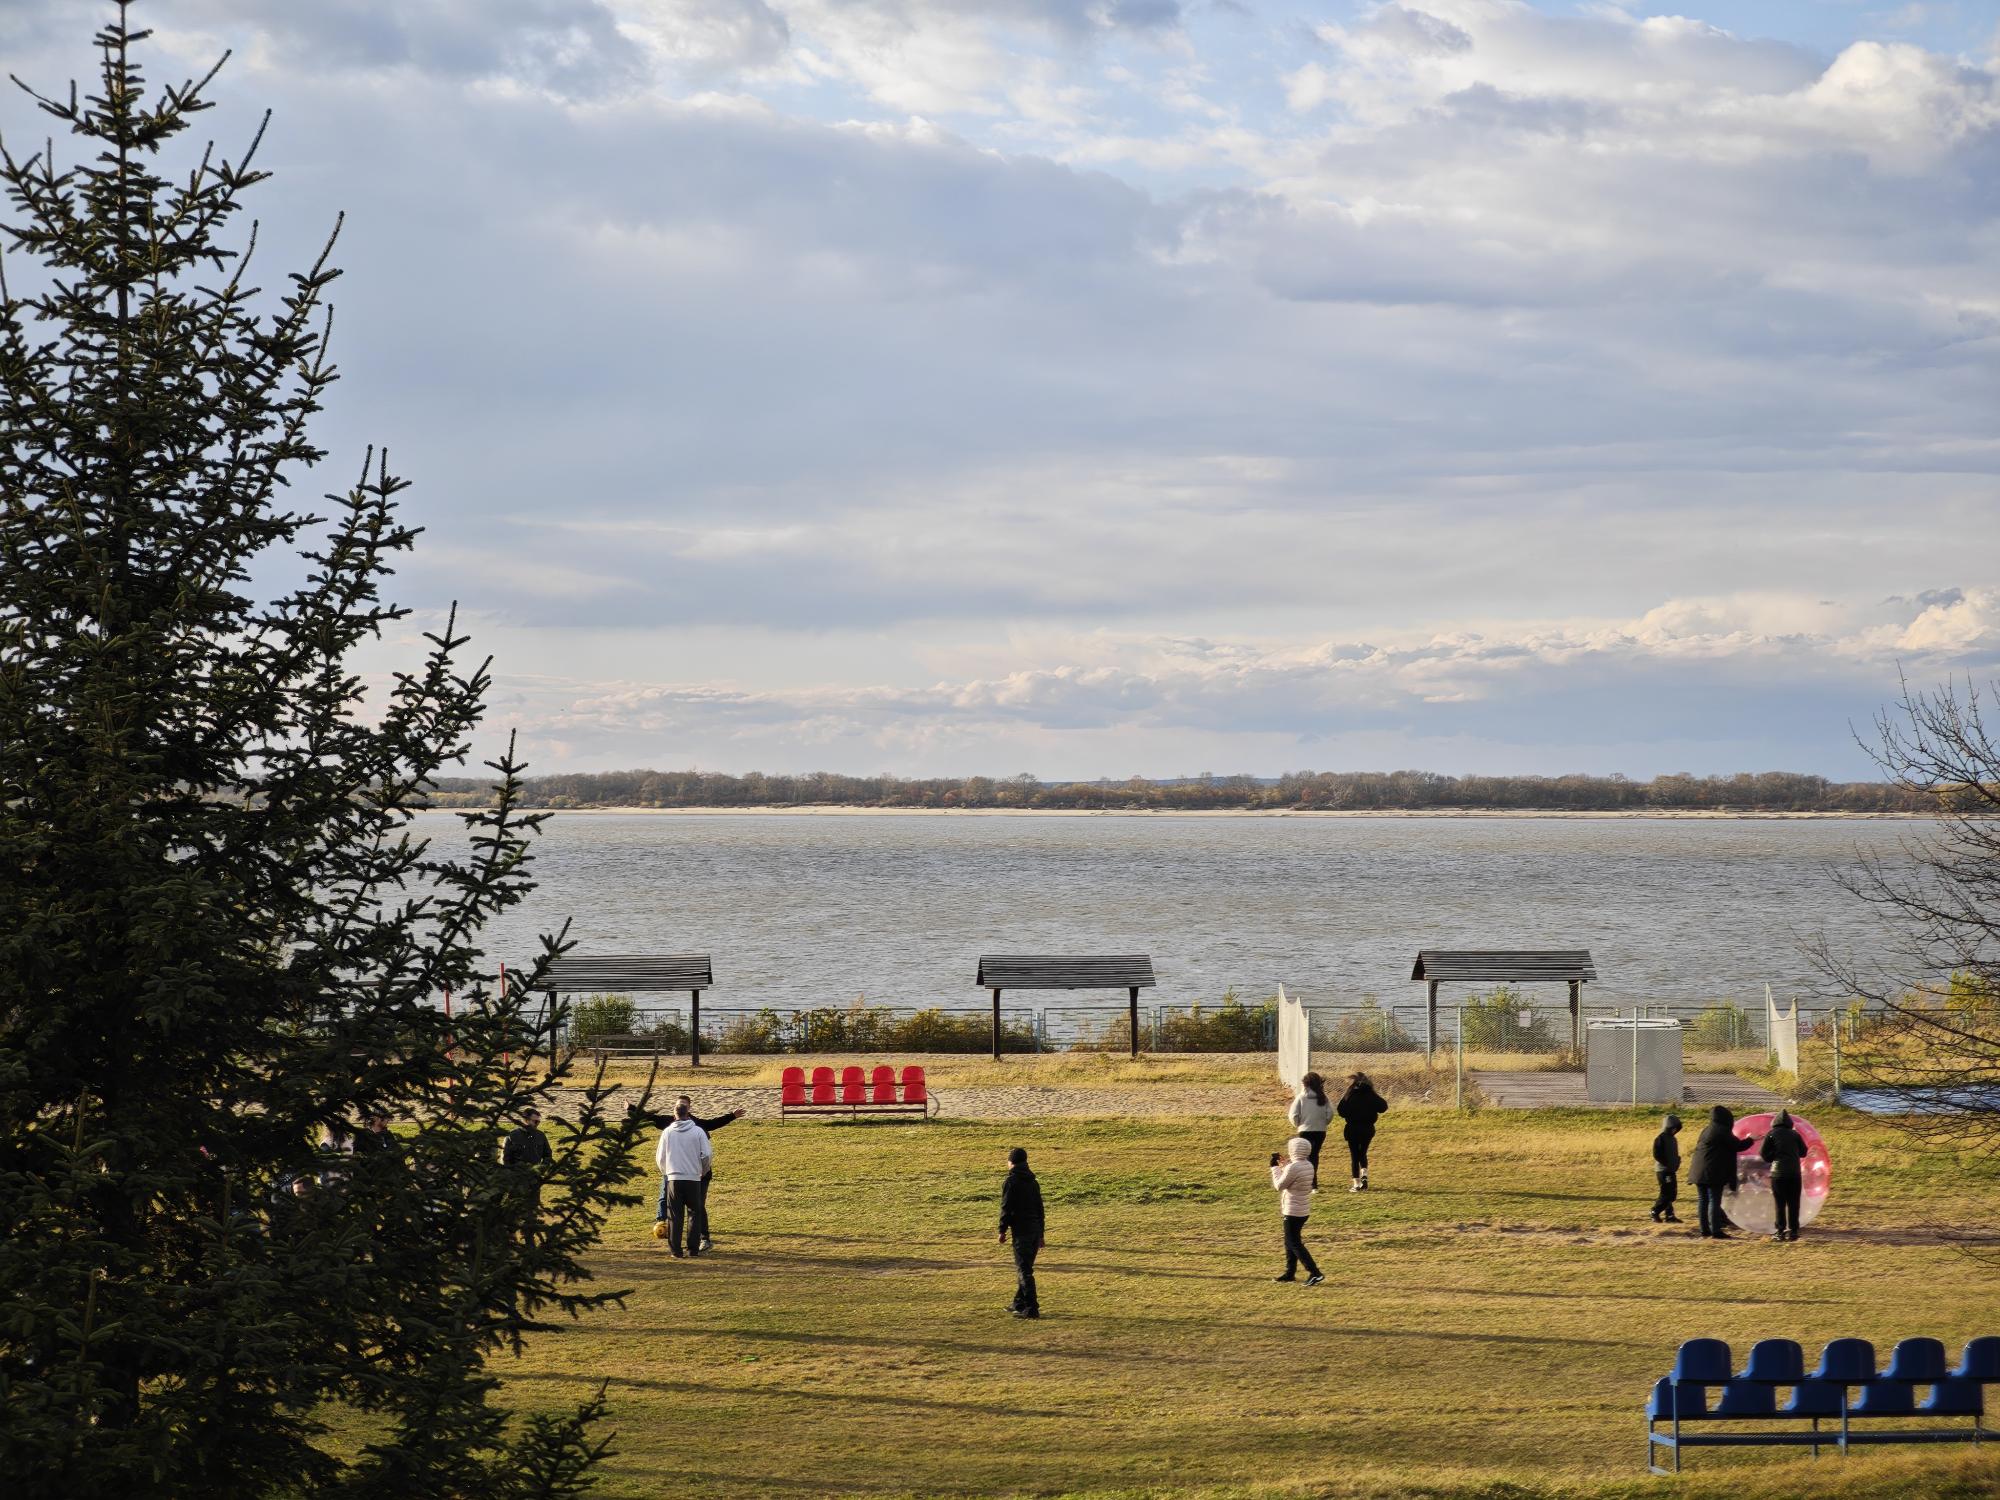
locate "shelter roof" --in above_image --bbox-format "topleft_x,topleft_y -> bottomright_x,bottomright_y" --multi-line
976,955 -> 1156,990
1409,950 -> 1596,984
539,954 -> 713,992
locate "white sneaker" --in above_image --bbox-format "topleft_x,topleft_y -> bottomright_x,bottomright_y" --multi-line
1349,1181 -> 1361,1193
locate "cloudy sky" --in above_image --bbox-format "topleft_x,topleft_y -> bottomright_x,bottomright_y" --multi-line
6,1 -> 1997,779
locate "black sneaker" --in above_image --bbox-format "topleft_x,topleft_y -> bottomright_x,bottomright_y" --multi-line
1272,1274 -> 1297,1283
1305,1273 -> 1325,1287
1012,1309 -> 1039,1319
1663,1213 -> 1682,1223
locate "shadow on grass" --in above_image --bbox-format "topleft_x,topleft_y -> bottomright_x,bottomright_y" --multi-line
514,1368 -> 1072,1419
610,1324 -> 1114,1361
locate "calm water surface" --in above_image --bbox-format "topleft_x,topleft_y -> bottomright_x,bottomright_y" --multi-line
440,813 -> 1923,1010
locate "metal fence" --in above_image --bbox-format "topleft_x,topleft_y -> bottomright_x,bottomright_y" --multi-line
552,994 -> 1877,1056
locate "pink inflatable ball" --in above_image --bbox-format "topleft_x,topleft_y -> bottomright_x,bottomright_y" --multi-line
1720,1112 -> 1830,1235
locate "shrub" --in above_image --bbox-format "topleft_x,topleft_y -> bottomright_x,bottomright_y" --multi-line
1156,991 -> 1276,1052
1314,996 -> 1413,1053
1687,1000 -> 1756,1049
711,1009 -> 791,1054
571,993 -> 637,1044
1459,986 -> 1559,1052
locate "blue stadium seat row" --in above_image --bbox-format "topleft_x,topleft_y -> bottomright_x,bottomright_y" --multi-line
1646,1336 -> 1998,1473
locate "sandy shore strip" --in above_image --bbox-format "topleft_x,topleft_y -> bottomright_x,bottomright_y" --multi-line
551,1081 -> 1282,1121
483,806 -> 1924,820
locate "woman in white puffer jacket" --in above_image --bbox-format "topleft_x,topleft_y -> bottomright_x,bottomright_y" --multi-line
1269,1136 -> 1324,1285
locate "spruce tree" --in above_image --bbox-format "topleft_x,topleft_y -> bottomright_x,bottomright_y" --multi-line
0,8 -> 651,1494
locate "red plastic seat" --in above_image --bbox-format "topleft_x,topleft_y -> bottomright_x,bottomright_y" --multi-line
780,1066 -> 806,1105
840,1065 -> 866,1103
810,1066 -> 835,1104
870,1065 -> 897,1103
901,1065 -> 927,1104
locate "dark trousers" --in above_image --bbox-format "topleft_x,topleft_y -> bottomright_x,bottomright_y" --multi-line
1773,1176 -> 1802,1238
1696,1183 -> 1727,1236
1345,1132 -> 1372,1177
1011,1235 -> 1040,1313
1652,1168 -> 1678,1217
1299,1130 -> 1326,1184
665,1179 -> 707,1255
696,1172 -> 713,1243
1282,1215 -> 1320,1279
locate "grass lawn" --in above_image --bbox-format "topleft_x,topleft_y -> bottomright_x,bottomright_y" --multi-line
507,1088 -> 2000,1499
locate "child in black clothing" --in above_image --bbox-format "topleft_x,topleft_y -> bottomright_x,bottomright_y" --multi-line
1650,1113 -> 1682,1223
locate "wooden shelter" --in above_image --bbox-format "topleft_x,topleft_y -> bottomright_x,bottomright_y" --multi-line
540,953 -> 715,1064
1409,949 -> 1597,1057
975,954 -> 1156,1060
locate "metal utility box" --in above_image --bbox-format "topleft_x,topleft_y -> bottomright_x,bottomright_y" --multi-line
1586,1018 -> 1683,1104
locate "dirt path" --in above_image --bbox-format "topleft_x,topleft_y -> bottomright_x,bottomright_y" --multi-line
553,1081 -> 1279,1121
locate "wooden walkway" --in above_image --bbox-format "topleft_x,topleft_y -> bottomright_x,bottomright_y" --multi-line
1472,1069 -> 1788,1111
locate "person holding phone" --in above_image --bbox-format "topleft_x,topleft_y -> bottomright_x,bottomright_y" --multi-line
1270,1137 -> 1324,1286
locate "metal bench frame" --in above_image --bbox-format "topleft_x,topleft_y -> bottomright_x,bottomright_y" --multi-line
780,1094 -> 938,1122
1648,1391 -> 1989,1473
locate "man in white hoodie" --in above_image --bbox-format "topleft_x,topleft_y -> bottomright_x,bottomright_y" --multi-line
654,1102 -> 713,1258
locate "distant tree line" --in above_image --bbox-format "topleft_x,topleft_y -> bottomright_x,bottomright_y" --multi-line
421,767 -> 1933,813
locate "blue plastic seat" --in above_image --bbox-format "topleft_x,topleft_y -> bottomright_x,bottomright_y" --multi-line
1783,1379 -> 1844,1418
1882,1337 -> 1947,1383
1850,1379 -> 1916,1416
1672,1338 -> 1734,1385
1648,1376 -> 1705,1420
1712,1379 -> 1777,1418
1953,1337 -> 2000,1382
1922,1377 -> 1985,1416
1743,1339 -> 1805,1384
1813,1338 -> 1876,1385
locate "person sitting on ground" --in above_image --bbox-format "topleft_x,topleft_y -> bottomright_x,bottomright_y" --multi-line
1759,1110 -> 1810,1243
1686,1104 -> 1755,1240
1289,1071 -> 1333,1188
654,1103 -> 713,1257
1270,1137 -> 1324,1286
1650,1113 -> 1682,1223
1335,1071 -> 1389,1192
999,1146 -> 1045,1319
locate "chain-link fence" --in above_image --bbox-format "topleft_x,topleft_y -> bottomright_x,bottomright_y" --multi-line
550,992 -> 1879,1057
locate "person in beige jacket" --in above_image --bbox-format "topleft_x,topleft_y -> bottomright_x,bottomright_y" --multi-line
1269,1137 -> 1324,1285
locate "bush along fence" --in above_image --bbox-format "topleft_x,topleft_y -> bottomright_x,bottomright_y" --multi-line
555,988 -> 1889,1057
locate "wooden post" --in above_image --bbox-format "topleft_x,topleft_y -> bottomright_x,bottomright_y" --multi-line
1569,979 -> 1581,1055
691,989 -> 702,1067
991,988 -> 1002,1061
1426,980 -> 1439,1059
1128,986 -> 1140,1059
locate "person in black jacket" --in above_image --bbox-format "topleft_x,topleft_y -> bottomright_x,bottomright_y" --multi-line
999,1147 -> 1046,1319
1650,1113 -> 1682,1223
1335,1072 -> 1389,1191
679,1094 -> 745,1252
1686,1104 -> 1754,1239
1759,1110 -> 1810,1242
501,1106 -> 554,1242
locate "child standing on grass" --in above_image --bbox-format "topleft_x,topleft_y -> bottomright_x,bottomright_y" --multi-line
1288,1071 -> 1333,1187
1651,1113 -> 1682,1223
1270,1137 -> 1324,1286
1336,1072 -> 1388,1192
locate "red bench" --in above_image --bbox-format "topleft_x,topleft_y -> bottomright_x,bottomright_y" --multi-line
781,1064 -> 934,1120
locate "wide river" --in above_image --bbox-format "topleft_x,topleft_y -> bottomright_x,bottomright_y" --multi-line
439,812 -> 1926,1015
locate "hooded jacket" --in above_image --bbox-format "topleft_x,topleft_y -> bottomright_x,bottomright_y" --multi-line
1687,1105 -> 1755,1189
1271,1137 -> 1316,1216
1336,1082 -> 1389,1138
655,1119 -> 712,1181
1652,1115 -> 1682,1173
1289,1089 -> 1334,1133
1759,1111 -> 1809,1182
999,1163 -> 1044,1240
